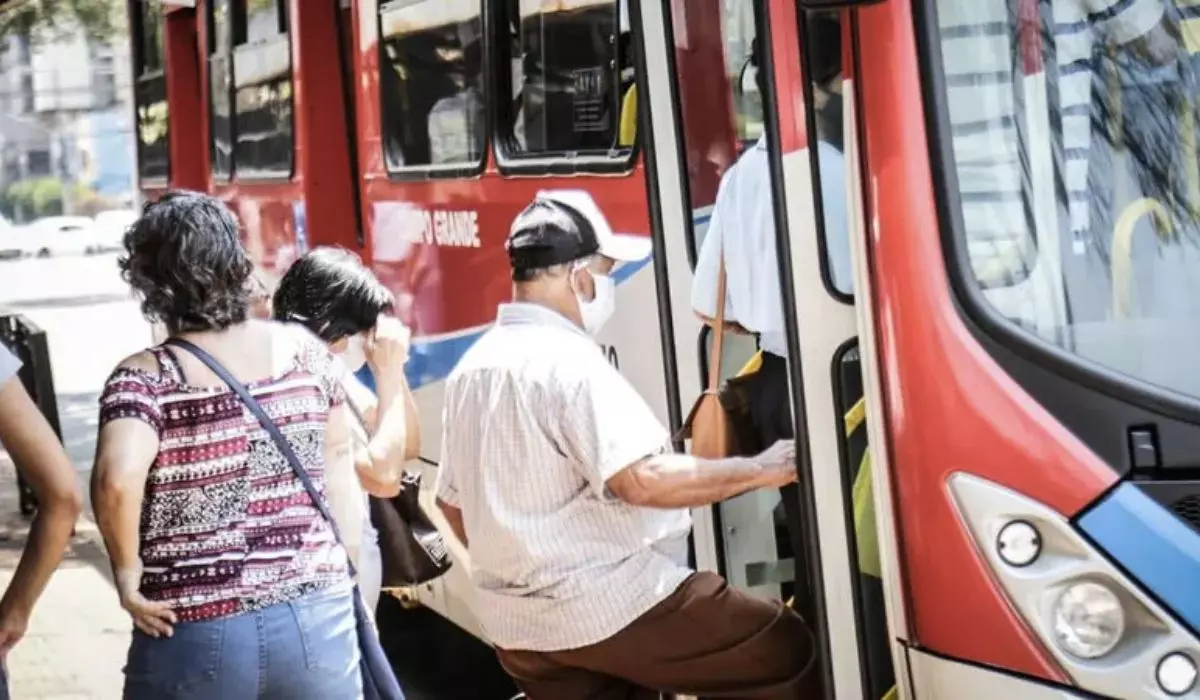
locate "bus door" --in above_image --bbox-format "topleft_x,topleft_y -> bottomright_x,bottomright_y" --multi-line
635,0 -> 889,696
853,1 -> 1200,698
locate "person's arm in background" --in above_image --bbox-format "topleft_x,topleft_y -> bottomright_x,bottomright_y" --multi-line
0,350 -> 82,658
324,401 -> 366,568
353,315 -> 415,496
91,353 -> 176,638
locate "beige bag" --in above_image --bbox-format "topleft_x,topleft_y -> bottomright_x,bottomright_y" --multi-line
676,262 -> 758,458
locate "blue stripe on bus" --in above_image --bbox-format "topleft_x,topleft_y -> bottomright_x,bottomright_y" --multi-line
1076,483 -> 1200,635
358,209 -> 718,393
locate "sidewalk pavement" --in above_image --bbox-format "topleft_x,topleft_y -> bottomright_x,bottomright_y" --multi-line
0,438 -> 129,699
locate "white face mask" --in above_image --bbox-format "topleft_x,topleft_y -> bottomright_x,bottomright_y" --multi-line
572,265 -> 616,336
339,333 -> 368,372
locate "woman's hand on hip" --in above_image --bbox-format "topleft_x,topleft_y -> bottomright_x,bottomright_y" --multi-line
0,601 -> 30,659
115,564 -> 177,638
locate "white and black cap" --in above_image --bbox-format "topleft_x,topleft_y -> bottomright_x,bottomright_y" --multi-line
506,189 -> 651,280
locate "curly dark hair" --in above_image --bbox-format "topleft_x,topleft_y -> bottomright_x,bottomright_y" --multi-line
119,190 -> 254,335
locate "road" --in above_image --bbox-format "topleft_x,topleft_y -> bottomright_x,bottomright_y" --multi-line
0,254 -> 150,474
0,253 -> 517,699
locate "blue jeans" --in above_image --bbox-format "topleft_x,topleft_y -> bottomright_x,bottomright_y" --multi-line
123,582 -> 363,699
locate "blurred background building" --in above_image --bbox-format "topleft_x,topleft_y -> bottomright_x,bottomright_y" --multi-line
0,0 -> 134,223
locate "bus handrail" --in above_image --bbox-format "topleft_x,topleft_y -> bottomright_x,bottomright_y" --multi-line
1111,197 -> 1173,320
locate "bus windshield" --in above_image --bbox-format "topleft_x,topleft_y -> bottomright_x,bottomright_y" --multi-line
932,0 -> 1200,401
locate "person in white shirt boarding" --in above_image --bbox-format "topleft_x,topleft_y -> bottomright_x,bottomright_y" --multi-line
435,190 -> 819,699
691,17 -> 848,618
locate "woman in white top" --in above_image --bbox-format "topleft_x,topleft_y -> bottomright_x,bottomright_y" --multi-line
271,247 -> 420,613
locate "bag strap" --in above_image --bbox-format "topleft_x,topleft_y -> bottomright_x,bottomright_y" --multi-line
709,260 -> 728,393
164,338 -> 358,577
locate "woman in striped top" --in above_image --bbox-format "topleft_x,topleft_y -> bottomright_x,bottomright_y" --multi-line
91,191 -> 365,699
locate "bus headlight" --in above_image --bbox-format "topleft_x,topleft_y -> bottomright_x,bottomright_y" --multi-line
1052,581 -> 1125,659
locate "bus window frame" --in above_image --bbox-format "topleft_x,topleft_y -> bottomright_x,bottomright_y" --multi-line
132,0 -> 170,187
798,10 -> 853,305
228,0 -> 296,183
207,0 -> 235,182
913,0 -> 1200,425
375,0 -> 489,182
490,0 -> 639,177
652,0 -> 698,268
755,0 -> 835,689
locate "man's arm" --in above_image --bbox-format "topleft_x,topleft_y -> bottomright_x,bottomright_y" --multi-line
555,352 -> 795,507
606,440 -> 796,509
0,377 -> 81,654
433,393 -> 466,548
435,498 -> 468,547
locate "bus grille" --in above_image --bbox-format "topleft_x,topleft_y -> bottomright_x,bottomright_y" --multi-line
1171,495 -> 1200,532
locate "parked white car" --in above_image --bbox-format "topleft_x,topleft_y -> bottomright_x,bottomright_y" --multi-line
0,214 -> 30,261
89,209 -> 138,254
23,216 -> 96,258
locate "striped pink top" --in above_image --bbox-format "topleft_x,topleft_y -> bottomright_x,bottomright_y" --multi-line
98,332 -> 350,623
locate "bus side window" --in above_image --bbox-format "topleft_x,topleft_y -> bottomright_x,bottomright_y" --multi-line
208,0 -> 234,180
378,1 -> 485,172
230,0 -> 293,179
500,0 -> 632,158
674,0 -> 757,260
803,12 -> 853,297
133,0 -> 169,183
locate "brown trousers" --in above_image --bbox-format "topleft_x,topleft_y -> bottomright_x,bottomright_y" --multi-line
496,571 -> 819,699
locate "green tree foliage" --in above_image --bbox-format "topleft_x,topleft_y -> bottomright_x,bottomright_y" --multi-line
0,0 -> 123,46
2,177 -> 64,219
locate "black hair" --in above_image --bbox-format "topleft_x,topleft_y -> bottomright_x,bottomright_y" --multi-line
462,40 -> 483,81
806,15 -> 842,88
750,37 -> 767,98
749,16 -> 841,96
271,246 -> 395,343
119,190 -> 254,335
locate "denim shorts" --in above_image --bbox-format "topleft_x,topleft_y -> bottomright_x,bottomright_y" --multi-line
123,582 -> 363,699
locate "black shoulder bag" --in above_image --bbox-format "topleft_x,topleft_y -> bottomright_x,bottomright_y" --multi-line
344,400 -> 451,587
165,339 -> 405,700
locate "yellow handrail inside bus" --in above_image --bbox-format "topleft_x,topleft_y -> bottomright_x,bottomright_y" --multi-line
1111,198 -> 1173,319
1178,96 -> 1200,220
781,395 -> 893,700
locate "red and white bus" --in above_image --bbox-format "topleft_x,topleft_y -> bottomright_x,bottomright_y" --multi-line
128,0 -> 1200,697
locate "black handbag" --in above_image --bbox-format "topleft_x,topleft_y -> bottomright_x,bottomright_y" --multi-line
343,399 -> 452,588
369,473 -> 452,587
165,339 -> 405,700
